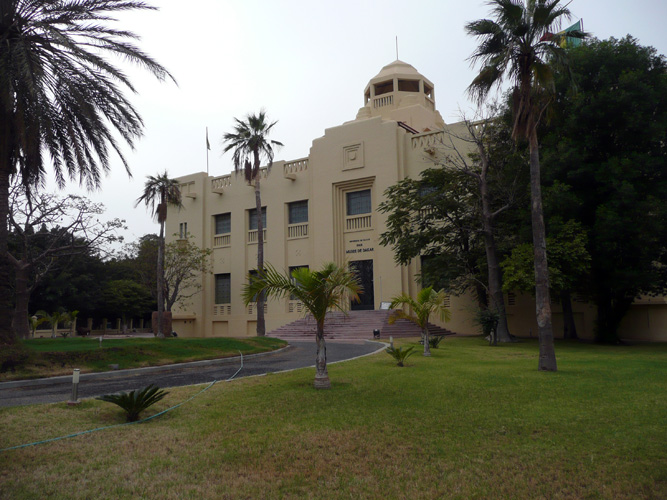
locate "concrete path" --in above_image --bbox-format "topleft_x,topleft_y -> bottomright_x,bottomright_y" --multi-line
0,341 -> 385,408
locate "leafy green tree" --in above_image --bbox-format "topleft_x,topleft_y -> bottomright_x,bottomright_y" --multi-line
102,280 -> 153,334
135,172 -> 182,338
0,1 -> 173,344
501,219 -> 591,338
541,36 -> 667,342
379,167 -> 485,299
164,236 -> 212,312
389,287 -> 451,357
380,115 -> 524,342
8,183 -> 123,339
242,263 -> 360,389
223,111 -> 283,337
127,234 -> 160,302
466,0 -> 586,371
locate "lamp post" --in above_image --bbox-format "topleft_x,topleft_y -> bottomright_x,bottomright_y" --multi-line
67,369 -> 81,406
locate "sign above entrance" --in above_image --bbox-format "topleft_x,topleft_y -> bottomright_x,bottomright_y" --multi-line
345,236 -> 374,255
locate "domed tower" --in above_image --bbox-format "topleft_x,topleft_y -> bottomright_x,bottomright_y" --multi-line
355,60 -> 445,131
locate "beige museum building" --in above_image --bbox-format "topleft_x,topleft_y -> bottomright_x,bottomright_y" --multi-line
166,60 -> 666,342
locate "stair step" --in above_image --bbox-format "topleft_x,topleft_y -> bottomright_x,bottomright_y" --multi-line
268,310 -> 457,341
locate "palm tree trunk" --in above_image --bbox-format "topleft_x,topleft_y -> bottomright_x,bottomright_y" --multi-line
313,320 -> 330,389
528,129 -> 557,371
12,265 -> 31,340
156,220 -> 165,338
254,173 -> 266,337
422,326 -> 432,356
0,118 -> 16,345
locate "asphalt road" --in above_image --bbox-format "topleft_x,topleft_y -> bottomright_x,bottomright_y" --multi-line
0,341 -> 385,408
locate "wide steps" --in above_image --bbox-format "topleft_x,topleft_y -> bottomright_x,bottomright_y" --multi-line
268,310 -> 457,341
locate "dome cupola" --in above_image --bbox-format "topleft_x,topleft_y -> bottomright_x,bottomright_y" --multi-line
356,60 -> 445,131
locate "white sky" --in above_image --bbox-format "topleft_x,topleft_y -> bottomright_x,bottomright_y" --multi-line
44,0 -> 667,246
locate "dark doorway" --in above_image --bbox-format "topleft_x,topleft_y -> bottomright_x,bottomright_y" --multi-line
350,260 -> 374,310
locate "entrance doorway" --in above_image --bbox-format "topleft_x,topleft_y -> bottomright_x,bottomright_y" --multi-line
350,260 -> 374,310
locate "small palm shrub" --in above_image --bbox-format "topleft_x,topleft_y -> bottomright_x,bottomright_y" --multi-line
97,384 -> 169,422
428,335 -> 444,349
385,345 -> 415,367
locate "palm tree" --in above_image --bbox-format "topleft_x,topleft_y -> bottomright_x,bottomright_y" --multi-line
135,172 -> 182,338
223,111 -> 283,337
0,1 -> 174,344
389,287 -> 451,357
465,0 -> 585,371
242,263 -> 361,389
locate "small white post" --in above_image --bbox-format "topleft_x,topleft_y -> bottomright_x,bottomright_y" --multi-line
68,369 -> 80,406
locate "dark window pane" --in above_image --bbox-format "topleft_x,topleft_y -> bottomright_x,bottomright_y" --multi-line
249,207 -> 267,230
288,265 -> 308,300
398,79 -> 419,92
374,80 -> 393,96
346,189 -> 371,216
288,200 -> 308,224
215,274 -> 231,304
215,213 -> 231,234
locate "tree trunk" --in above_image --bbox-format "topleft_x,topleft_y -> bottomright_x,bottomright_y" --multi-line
11,264 -> 31,340
156,220 -> 165,338
528,129 -> 557,371
422,326 -> 432,356
0,121 -> 16,345
313,320 -> 330,389
479,177 -> 512,342
560,290 -> 578,340
254,171 -> 266,337
475,282 -> 488,309
595,290 -> 632,344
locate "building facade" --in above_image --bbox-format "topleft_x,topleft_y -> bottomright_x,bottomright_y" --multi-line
166,60 -> 666,342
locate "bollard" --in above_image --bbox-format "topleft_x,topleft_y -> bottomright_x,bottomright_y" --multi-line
68,369 -> 81,406
389,336 -> 394,349
99,336 -> 103,348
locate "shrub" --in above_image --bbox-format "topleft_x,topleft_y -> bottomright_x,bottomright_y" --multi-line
385,345 -> 415,367
97,384 -> 169,422
428,335 -> 444,348
0,344 -> 30,373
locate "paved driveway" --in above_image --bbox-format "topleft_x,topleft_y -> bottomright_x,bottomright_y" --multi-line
0,341 -> 385,408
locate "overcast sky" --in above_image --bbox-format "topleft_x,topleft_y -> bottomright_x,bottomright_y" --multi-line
44,0 -> 667,247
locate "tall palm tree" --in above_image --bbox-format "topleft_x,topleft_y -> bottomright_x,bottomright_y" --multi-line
135,172 -> 182,338
466,0 -> 585,371
223,111 -> 283,337
0,1 -> 174,344
243,263 -> 361,389
389,287 -> 451,357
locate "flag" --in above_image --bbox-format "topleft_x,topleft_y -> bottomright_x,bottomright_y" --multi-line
558,20 -> 583,48
206,127 -> 211,151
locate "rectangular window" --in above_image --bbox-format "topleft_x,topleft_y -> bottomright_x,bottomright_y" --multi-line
346,189 -> 371,216
214,213 -> 231,234
215,274 -> 231,304
288,265 -> 308,300
249,207 -> 267,230
247,270 -> 259,302
398,79 -> 420,92
288,200 -> 308,224
179,222 -> 188,239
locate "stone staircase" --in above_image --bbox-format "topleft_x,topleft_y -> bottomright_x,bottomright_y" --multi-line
268,309 -> 457,342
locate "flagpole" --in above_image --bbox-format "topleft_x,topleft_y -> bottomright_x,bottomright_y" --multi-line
206,127 -> 210,176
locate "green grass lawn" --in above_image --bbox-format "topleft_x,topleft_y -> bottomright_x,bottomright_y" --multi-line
1,336 -> 287,381
1,337 -> 665,499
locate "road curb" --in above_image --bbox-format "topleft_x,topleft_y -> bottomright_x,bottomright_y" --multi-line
0,345 -> 292,390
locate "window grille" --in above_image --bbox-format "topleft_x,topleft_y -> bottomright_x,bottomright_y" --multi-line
346,189 -> 371,216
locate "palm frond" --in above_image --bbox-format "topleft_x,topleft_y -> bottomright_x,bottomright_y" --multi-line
1,0 -> 174,190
